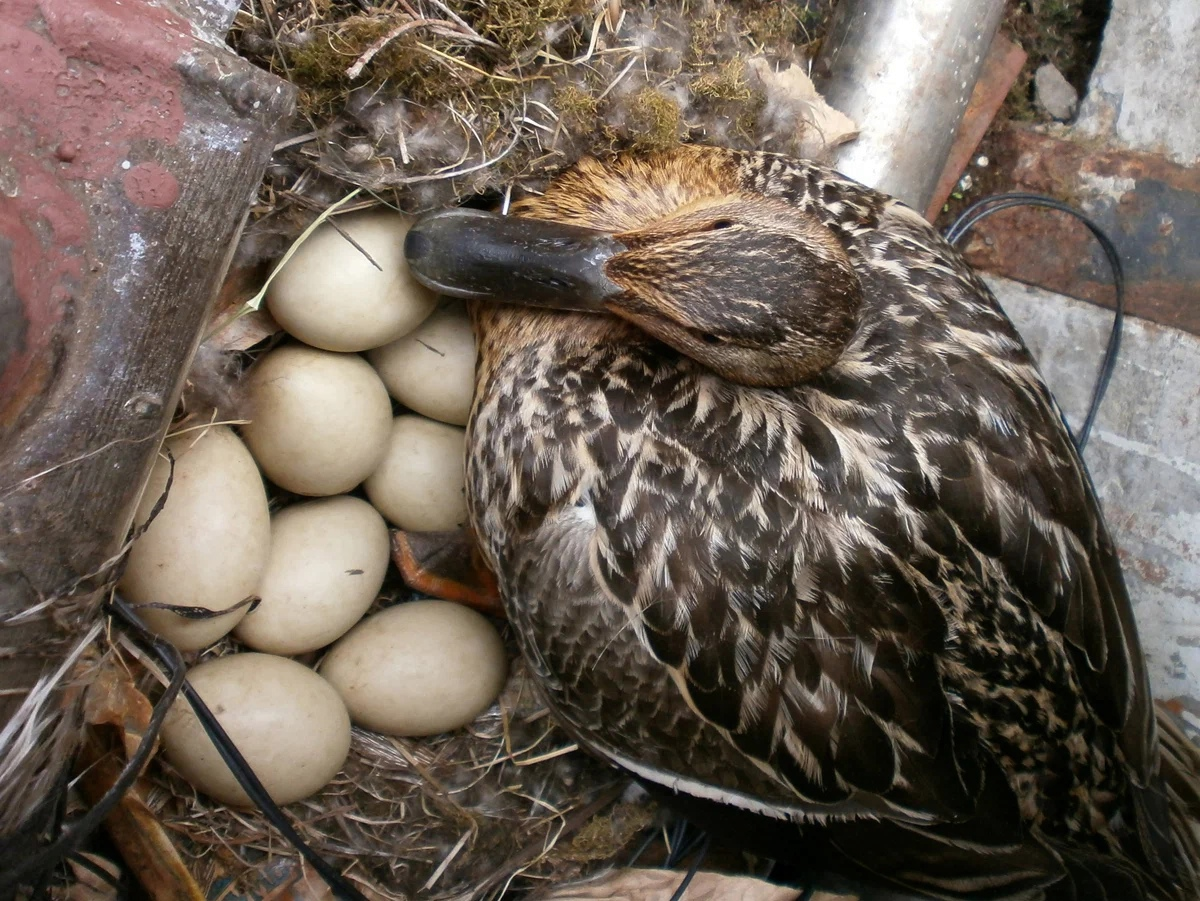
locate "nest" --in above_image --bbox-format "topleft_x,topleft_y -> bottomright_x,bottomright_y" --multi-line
15,3 -> 853,897
0,599 -> 107,839
144,652 -> 654,899
231,0 -> 845,223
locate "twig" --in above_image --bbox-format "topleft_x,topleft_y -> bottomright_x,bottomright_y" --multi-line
346,18 -> 463,80
0,434 -> 158,497
420,830 -> 472,892
414,42 -> 529,83
274,131 -> 321,152
244,188 -> 363,311
420,0 -> 497,46
597,56 -> 639,100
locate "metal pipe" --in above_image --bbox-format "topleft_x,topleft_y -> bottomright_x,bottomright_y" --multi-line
814,0 -> 1005,212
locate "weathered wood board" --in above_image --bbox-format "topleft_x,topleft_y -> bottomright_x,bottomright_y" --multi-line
0,0 -> 294,851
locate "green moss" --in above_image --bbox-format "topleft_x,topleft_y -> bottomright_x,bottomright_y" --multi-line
691,58 -> 752,103
553,84 -> 600,133
380,42 -> 470,104
731,89 -> 767,143
475,80 -> 525,141
473,0 -> 590,54
287,14 -> 407,87
285,14 -> 487,112
686,7 -> 728,65
623,88 -> 685,152
738,1 -> 823,51
286,34 -> 347,88
287,17 -> 420,101
295,85 -> 344,120
742,2 -> 792,48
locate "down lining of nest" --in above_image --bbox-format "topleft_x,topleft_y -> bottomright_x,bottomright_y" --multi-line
232,0 -> 847,217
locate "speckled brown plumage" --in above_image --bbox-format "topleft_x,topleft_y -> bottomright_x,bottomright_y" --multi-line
437,146 -> 1198,899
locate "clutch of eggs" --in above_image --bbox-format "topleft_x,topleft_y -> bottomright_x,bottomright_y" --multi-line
122,209 -> 506,806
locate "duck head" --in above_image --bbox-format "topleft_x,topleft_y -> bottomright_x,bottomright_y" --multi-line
404,165 -> 863,387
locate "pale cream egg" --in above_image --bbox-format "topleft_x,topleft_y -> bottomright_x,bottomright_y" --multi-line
319,600 -> 507,737
367,300 -> 476,426
161,653 -> 351,806
120,426 -> 270,652
363,415 -> 467,531
266,209 -> 438,352
242,344 -> 393,496
234,496 -> 390,655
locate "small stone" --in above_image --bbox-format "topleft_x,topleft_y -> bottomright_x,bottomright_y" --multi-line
1034,63 -> 1079,122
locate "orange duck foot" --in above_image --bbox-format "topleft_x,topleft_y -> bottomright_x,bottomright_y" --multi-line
391,528 -> 505,618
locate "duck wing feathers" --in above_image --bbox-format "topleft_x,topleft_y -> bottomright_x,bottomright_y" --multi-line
467,151 -> 1181,898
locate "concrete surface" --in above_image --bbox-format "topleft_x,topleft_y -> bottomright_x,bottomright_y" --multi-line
1076,0 -> 1200,165
988,275 -> 1200,701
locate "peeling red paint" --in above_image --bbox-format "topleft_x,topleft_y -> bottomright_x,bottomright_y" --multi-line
123,162 -> 180,210
0,0 -> 188,423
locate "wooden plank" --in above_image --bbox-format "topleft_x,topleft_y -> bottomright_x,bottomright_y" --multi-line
0,0 -> 295,845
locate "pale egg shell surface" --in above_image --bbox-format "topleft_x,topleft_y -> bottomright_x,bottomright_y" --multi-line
242,344 -> 393,496
234,496 -> 390,655
367,300 -> 476,426
162,653 -> 351,806
266,210 -> 438,352
364,415 -> 467,531
320,600 -> 508,736
119,426 -> 270,652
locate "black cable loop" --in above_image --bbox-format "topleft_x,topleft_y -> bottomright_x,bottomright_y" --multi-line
2,598 -> 370,901
944,192 -> 1126,452
106,596 -> 372,901
668,833 -> 711,901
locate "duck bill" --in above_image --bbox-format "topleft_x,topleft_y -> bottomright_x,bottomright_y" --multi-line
404,208 -> 626,311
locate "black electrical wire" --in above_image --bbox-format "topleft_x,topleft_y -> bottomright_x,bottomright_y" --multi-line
104,596 -> 372,901
28,766 -> 73,901
0,623 -> 186,895
67,851 -> 127,892
0,597 -> 371,901
625,821 -> 663,868
667,833 -> 711,901
943,192 -> 1126,453
664,817 -> 695,868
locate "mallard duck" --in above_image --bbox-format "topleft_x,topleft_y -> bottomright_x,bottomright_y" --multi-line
402,146 -> 1200,899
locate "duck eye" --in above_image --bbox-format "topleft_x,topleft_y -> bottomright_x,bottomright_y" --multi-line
701,333 -> 722,345
710,220 -> 734,230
